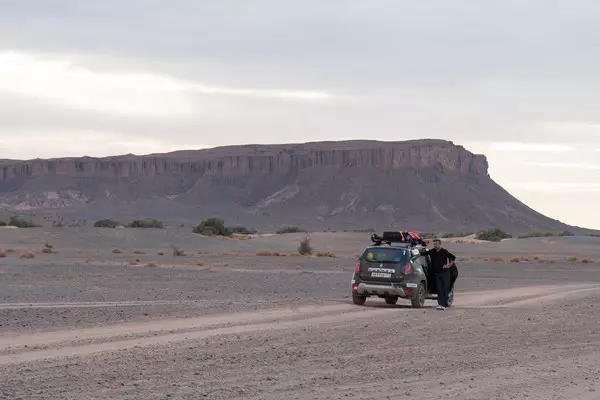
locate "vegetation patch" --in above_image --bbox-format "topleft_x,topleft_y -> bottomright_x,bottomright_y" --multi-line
316,251 -> 337,258
518,230 -> 574,239
94,219 -> 120,228
475,228 -> 512,242
298,234 -> 313,255
127,219 -> 164,229
20,251 -> 35,259
112,248 -> 122,254
7,216 -> 36,228
276,226 -> 306,234
442,231 -> 475,238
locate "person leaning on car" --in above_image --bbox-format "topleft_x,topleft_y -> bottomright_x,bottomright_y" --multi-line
420,238 -> 456,310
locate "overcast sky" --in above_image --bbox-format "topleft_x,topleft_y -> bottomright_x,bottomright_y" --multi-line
1,0 -> 599,229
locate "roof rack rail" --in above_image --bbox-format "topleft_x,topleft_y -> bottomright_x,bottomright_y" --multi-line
370,231 -> 429,247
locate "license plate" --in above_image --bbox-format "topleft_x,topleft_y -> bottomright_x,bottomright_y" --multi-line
371,272 -> 392,278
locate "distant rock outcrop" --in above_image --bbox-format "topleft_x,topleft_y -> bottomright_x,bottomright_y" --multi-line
0,139 -> 587,233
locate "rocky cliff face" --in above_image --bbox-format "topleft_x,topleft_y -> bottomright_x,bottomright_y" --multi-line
0,139 -> 581,233
0,140 -> 487,181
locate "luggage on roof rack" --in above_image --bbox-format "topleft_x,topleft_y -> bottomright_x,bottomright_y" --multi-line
370,231 -> 429,247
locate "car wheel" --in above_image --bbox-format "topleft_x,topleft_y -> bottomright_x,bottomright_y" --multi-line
352,294 -> 367,305
385,296 -> 398,305
411,283 -> 426,308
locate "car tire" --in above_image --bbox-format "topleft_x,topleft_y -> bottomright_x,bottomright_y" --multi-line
411,283 -> 426,308
385,296 -> 398,305
352,294 -> 367,305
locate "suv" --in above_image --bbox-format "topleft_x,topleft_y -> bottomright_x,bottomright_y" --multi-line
350,231 -> 457,308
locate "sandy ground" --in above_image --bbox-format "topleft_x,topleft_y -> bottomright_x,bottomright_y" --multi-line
1,227 -> 600,399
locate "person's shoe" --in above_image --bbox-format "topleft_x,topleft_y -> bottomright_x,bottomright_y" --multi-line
436,305 -> 445,310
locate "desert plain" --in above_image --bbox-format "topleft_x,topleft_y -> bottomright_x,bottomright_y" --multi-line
1,227 -> 600,399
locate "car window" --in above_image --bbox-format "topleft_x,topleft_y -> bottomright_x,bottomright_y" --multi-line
412,255 -> 428,270
362,247 -> 409,263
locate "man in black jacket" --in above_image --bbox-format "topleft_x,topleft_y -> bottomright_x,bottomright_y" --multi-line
420,238 -> 456,310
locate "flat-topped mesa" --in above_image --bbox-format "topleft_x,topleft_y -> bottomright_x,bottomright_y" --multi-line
0,140 -> 488,180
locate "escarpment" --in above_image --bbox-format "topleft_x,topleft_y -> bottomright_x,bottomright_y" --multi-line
0,139 -> 579,233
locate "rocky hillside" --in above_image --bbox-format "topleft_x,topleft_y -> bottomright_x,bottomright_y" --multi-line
0,139 -> 590,234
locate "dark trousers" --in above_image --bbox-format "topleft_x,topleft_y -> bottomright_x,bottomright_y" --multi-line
435,270 -> 451,307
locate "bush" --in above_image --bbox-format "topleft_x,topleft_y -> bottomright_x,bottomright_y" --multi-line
127,219 -> 164,229
8,216 -> 35,228
94,219 -> 120,228
475,228 -> 512,242
277,226 -> 306,234
442,232 -> 474,238
192,217 -> 232,237
230,226 -> 257,235
518,231 -> 556,239
0,220 -> 6,226
298,234 -> 313,255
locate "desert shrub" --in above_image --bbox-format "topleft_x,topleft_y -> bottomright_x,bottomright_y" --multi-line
5,248 -> 17,253
127,219 -> 164,229
112,248 -> 122,254
192,217 -> 232,237
581,258 -> 593,263
277,226 -> 306,234
0,220 -> 6,226
229,226 -> 257,235
353,228 -> 375,233
487,256 -> 505,262
256,249 -> 281,256
94,219 -> 120,228
420,232 -> 438,239
133,249 -> 145,254
298,234 -> 313,255
20,251 -> 35,259
589,233 -> 600,237
567,257 -> 578,263
170,244 -> 186,256
509,257 -> 521,263
8,216 -> 35,228
442,232 -> 474,238
316,251 -> 337,258
0,251 -> 6,257
475,228 -> 512,242
157,250 -> 165,256
518,231 -> 556,239
41,248 -> 54,254
558,230 -> 574,236
145,263 -> 158,268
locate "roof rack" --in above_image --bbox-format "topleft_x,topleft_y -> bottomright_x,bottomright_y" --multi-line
370,231 -> 429,248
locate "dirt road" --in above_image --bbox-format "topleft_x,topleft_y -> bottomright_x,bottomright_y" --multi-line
1,283 -> 600,399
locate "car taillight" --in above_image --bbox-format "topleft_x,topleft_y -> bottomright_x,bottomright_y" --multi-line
355,261 -> 360,272
404,264 -> 412,275
353,285 -> 359,291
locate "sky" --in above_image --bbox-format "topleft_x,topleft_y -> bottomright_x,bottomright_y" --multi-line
0,0 -> 599,229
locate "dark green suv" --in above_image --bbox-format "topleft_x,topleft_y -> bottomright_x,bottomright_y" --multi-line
350,232 -> 458,308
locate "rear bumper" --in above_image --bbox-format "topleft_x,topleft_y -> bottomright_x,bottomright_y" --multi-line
356,282 -> 412,297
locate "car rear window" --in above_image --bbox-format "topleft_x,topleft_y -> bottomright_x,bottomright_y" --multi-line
361,247 -> 410,263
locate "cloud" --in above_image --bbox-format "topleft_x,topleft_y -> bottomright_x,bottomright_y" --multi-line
0,51 -> 335,118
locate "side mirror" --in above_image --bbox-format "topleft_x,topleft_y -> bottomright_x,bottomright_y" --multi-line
411,249 -> 420,257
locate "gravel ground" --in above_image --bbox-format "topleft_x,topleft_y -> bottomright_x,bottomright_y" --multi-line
1,228 -> 600,399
